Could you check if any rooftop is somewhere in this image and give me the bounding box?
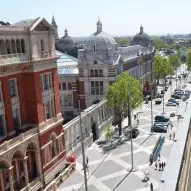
[56,51,79,76]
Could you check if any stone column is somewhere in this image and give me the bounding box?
[0,172,4,191]
[23,156,29,185]
[8,166,14,191]
[15,160,20,184]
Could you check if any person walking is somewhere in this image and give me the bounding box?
[86,156,89,165]
[173,132,176,140]
[155,162,157,170]
[137,118,139,125]
[163,161,166,168]
[161,162,164,171]
[159,162,161,171]
[150,182,153,191]
[169,133,172,140]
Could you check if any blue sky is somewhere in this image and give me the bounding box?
[1,0,191,37]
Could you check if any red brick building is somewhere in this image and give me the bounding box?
[0,18,65,191]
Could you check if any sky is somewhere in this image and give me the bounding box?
[1,0,191,37]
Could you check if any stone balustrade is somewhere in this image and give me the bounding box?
[64,100,113,156]
[0,127,38,154]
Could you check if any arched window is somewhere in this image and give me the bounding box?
[16,39,21,53]
[93,45,96,53]
[5,40,11,54]
[11,39,16,54]
[41,40,45,52]
[50,135,57,158]
[21,39,25,53]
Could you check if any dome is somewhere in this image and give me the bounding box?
[58,29,75,48]
[85,18,116,51]
[131,25,152,47]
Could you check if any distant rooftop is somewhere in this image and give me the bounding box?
[56,51,79,76]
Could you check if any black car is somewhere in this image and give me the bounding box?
[154,115,170,126]
[171,94,182,99]
[155,98,162,104]
[125,129,139,139]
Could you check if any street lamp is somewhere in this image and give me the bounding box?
[78,100,88,191]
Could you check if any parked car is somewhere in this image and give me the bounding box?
[125,128,139,139]
[174,89,184,96]
[166,101,177,106]
[168,98,179,105]
[164,86,168,91]
[154,115,170,126]
[171,94,182,99]
[153,123,168,133]
[182,95,187,101]
[155,98,162,104]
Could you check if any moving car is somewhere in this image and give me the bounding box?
[155,98,162,104]
[166,101,177,106]
[154,115,171,126]
[153,123,168,133]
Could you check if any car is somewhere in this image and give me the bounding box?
[154,115,171,126]
[166,101,177,106]
[171,94,182,99]
[155,98,162,104]
[152,123,168,133]
[182,95,187,101]
[168,98,179,105]
[124,128,139,139]
[174,89,184,95]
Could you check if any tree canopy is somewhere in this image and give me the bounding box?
[115,37,131,46]
[186,49,191,71]
[107,72,143,135]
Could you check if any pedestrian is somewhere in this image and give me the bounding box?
[134,114,137,120]
[150,182,153,191]
[149,154,153,165]
[155,162,157,170]
[85,163,89,175]
[159,162,161,171]
[169,133,172,140]
[161,162,164,171]
[137,118,139,125]
[163,161,166,168]
[173,132,176,140]
[86,156,89,165]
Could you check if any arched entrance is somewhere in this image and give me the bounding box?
[12,151,25,191]
[26,143,38,182]
[91,118,99,141]
[0,160,10,191]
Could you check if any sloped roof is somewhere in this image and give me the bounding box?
[12,18,39,27]
[56,51,79,76]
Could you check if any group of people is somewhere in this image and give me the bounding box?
[155,160,166,171]
[169,131,176,141]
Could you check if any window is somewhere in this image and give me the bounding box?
[0,114,5,137]
[63,94,73,106]
[99,70,103,77]
[44,99,55,120]
[50,135,57,158]
[91,81,104,95]
[9,79,17,97]
[90,69,103,77]
[95,70,98,77]
[94,60,97,64]
[93,45,96,53]
[41,73,52,91]
[41,40,45,52]
[12,108,20,132]
[62,82,66,90]
[68,82,72,90]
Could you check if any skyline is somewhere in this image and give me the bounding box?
[1,0,191,37]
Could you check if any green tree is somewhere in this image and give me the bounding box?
[186,49,191,71]
[152,38,165,50]
[153,56,163,84]
[169,54,181,69]
[106,72,143,135]
[115,37,131,46]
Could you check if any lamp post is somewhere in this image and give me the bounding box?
[78,100,88,191]
[150,57,154,133]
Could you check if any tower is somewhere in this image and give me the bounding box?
[51,16,59,44]
[140,25,144,34]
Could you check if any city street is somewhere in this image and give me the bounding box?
[59,73,190,191]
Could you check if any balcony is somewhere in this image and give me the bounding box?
[0,53,27,65]
[0,127,38,154]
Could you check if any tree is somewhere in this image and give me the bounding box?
[152,38,165,50]
[107,72,143,135]
[169,54,181,70]
[186,49,191,71]
[115,37,131,46]
[153,56,163,84]
[104,125,114,141]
